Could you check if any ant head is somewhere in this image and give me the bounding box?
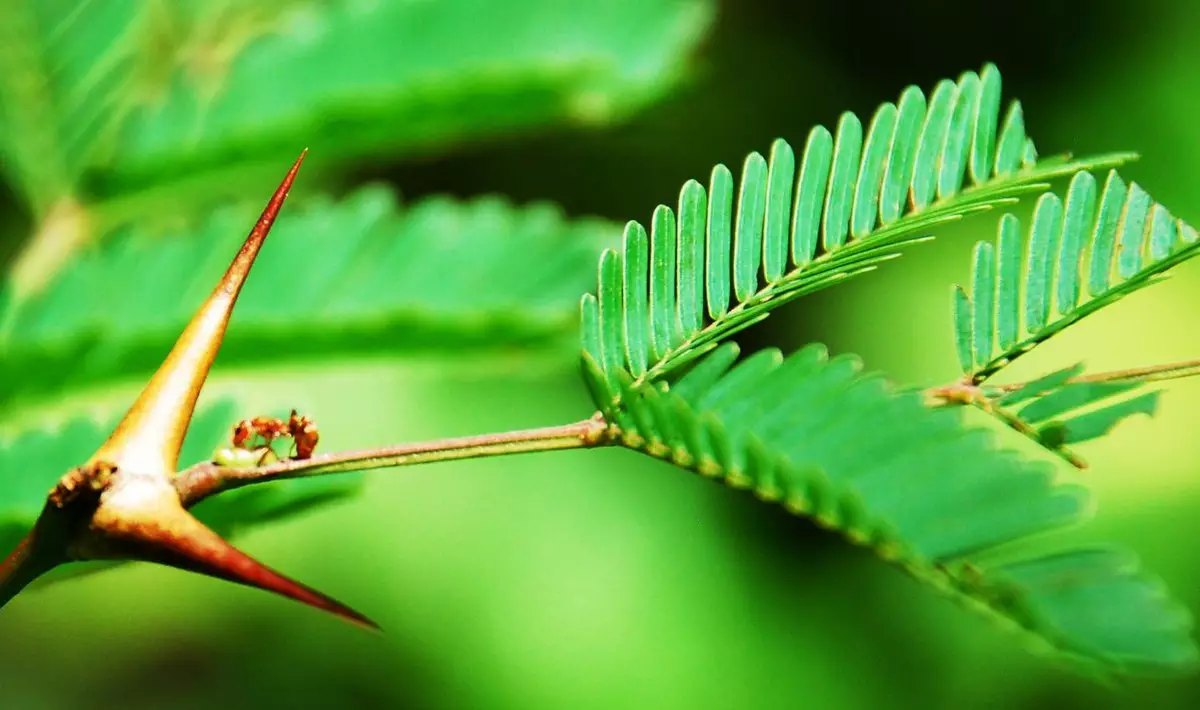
[232,420,254,447]
[289,410,313,430]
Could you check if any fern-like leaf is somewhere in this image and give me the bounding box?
[954,170,1200,381]
[581,64,1134,393]
[0,187,616,411]
[580,343,1197,674]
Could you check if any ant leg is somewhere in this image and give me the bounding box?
[254,433,278,466]
[255,447,272,466]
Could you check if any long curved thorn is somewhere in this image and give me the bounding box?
[92,151,308,476]
[96,504,378,630]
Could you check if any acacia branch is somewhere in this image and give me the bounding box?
[174,413,614,508]
[926,356,1200,407]
[175,357,1200,508]
[990,357,1200,393]
[923,377,1088,468]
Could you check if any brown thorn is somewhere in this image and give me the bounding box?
[92,493,377,630]
[0,153,369,625]
[92,151,307,476]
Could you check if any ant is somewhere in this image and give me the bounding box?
[232,415,290,452]
[215,409,320,468]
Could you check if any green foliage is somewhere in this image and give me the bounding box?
[0,0,711,217]
[1,3,1198,688]
[946,361,1164,468]
[953,170,1200,381]
[579,64,1133,392]
[0,187,617,412]
[0,400,358,557]
[581,343,1197,674]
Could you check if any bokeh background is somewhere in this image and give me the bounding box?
[1,0,1199,708]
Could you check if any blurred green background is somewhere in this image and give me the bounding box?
[2,0,1200,707]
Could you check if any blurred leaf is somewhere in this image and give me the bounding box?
[581,342,1198,675]
[1019,381,1142,425]
[580,63,1134,395]
[1052,391,1159,445]
[954,170,1200,382]
[0,0,711,295]
[0,0,713,212]
[0,186,618,412]
[997,363,1086,407]
[0,399,358,557]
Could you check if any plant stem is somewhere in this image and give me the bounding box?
[923,377,1087,469]
[925,356,1200,407]
[174,413,613,507]
[990,357,1200,392]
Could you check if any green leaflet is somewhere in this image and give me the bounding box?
[581,63,1135,390]
[589,342,1196,674]
[1019,381,1141,424]
[879,87,925,224]
[910,80,954,210]
[1056,172,1099,314]
[763,140,796,282]
[1025,193,1064,333]
[953,286,973,374]
[824,113,864,251]
[937,71,978,200]
[0,400,360,560]
[971,242,996,366]
[852,103,897,239]
[0,188,618,413]
[734,153,769,302]
[995,215,1022,350]
[969,65,1003,185]
[598,249,625,377]
[792,127,834,264]
[1055,392,1158,444]
[953,170,1200,382]
[961,362,1164,464]
[993,103,1026,177]
[0,0,712,217]
[651,206,680,362]
[677,181,708,334]
[622,222,651,376]
[706,165,734,319]
[997,363,1085,407]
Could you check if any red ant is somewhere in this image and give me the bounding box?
[226,409,320,465]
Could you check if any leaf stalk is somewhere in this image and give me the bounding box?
[174,413,614,507]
